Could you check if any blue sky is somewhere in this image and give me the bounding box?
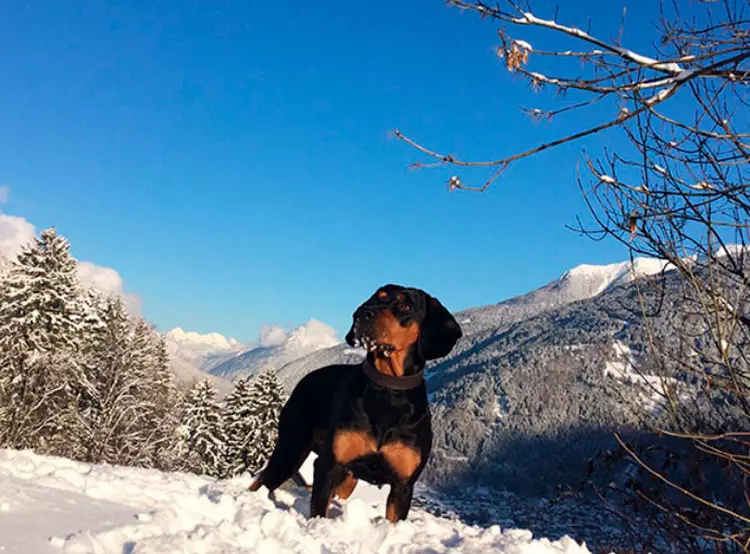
[0,1,672,342]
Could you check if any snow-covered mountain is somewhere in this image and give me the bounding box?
[168,355,235,396]
[555,257,670,299]
[143,257,673,396]
[164,328,248,395]
[457,256,670,336]
[165,327,248,372]
[209,319,341,382]
[272,256,672,393]
[276,344,365,391]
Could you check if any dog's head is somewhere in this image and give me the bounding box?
[345,284,462,371]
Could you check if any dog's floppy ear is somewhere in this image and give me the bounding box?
[419,294,462,360]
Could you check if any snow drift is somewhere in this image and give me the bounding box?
[0,448,594,554]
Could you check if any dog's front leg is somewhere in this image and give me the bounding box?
[310,452,345,518]
[386,482,414,522]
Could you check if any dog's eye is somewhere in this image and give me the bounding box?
[399,303,412,313]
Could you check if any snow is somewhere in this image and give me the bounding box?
[645,85,677,106]
[283,319,340,351]
[562,257,670,298]
[603,341,637,381]
[715,243,748,259]
[165,328,247,378]
[492,392,510,421]
[0,449,594,554]
[164,328,248,394]
[513,10,685,75]
[603,341,672,413]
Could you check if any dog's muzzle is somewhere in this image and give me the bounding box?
[351,304,396,357]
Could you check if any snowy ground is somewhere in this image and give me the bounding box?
[0,449,595,553]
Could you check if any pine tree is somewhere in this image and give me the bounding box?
[0,228,84,352]
[244,367,285,475]
[182,379,227,477]
[79,299,181,468]
[125,317,165,466]
[0,227,87,451]
[78,295,144,463]
[141,332,180,469]
[223,376,261,477]
[0,228,182,468]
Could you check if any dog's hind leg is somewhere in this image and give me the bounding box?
[252,441,313,492]
[249,401,319,492]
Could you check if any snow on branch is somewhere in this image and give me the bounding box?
[395,0,749,192]
[508,10,686,74]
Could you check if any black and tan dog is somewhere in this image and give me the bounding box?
[248,284,462,522]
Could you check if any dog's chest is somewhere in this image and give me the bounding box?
[334,387,428,485]
[333,430,423,486]
[346,452,398,486]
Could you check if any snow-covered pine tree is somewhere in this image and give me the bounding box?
[140,332,180,469]
[124,317,167,466]
[182,379,227,477]
[87,310,178,468]
[0,228,180,467]
[222,376,261,478]
[0,228,88,452]
[243,367,285,475]
[77,294,140,464]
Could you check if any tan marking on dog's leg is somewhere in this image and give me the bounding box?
[334,473,358,500]
[248,474,263,491]
[380,441,422,481]
[386,488,403,523]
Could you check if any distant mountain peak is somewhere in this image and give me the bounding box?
[207,319,341,382]
[560,257,670,298]
[164,328,248,394]
[456,255,673,338]
[284,319,340,350]
[563,257,669,283]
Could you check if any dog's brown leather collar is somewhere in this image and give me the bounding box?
[361,359,425,391]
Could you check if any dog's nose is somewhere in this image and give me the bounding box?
[360,308,376,321]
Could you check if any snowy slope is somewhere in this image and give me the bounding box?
[557,257,669,299]
[457,256,670,337]
[168,355,235,397]
[275,344,365,391]
[0,449,593,554]
[209,319,341,382]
